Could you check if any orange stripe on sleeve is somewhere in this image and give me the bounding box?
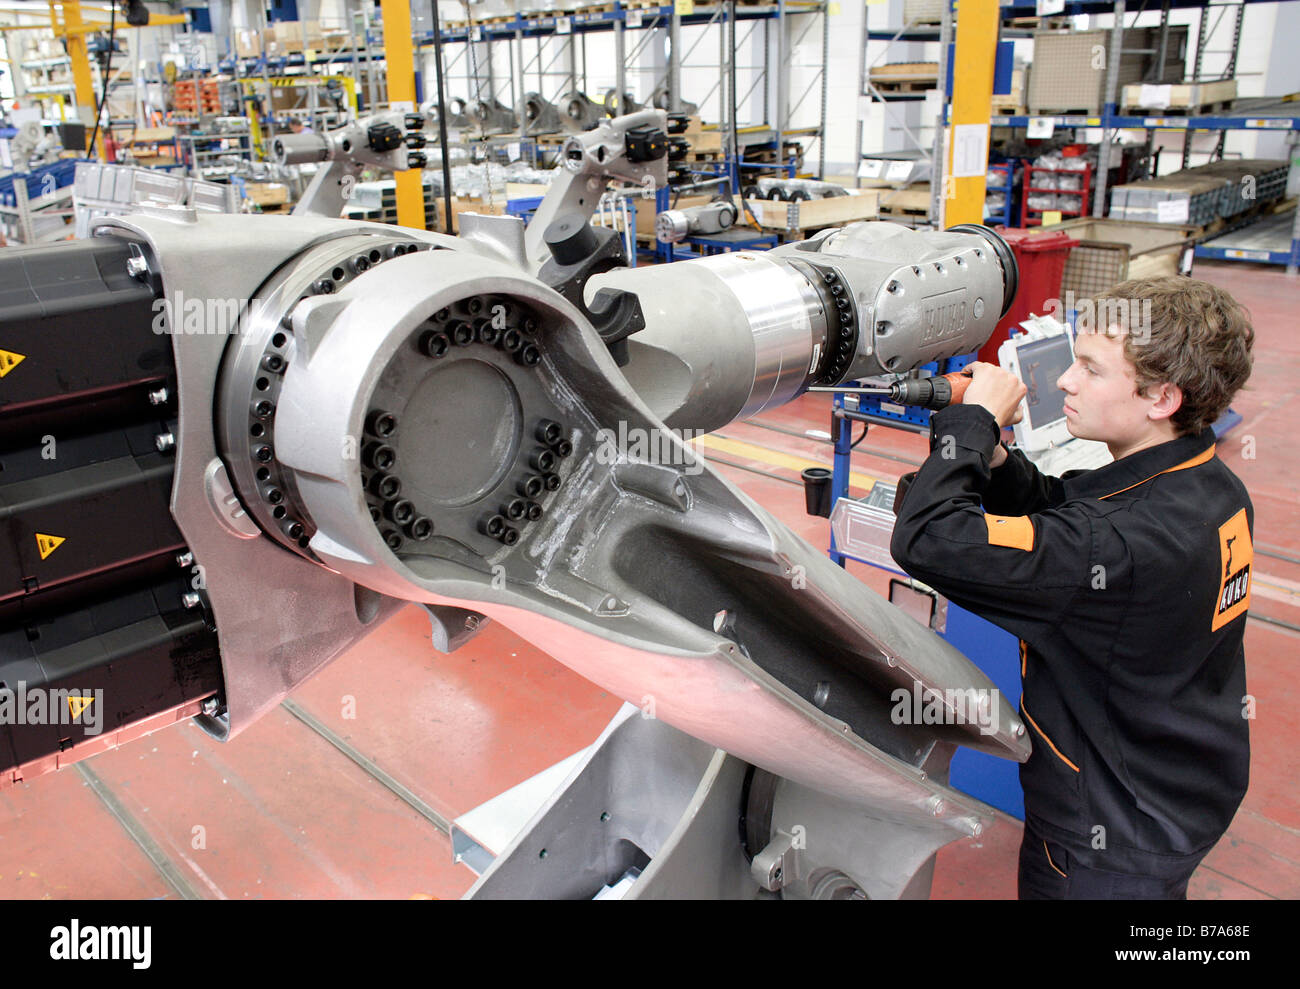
[984,513,1035,552]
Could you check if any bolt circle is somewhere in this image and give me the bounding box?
[369,473,401,499]
[366,410,397,437]
[363,442,397,471]
[419,330,451,358]
[385,499,415,524]
[475,318,501,346]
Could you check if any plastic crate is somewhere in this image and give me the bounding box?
[0,158,83,207]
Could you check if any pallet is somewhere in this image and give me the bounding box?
[992,103,1026,116]
[869,62,939,92]
[1002,16,1072,29]
[1027,107,1098,117]
[1187,216,1228,242]
[877,185,932,213]
[879,204,930,219]
[1120,100,1233,117]
[872,78,938,94]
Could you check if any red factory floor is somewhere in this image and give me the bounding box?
[1,260,1296,900]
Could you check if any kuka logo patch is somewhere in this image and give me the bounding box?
[1212,508,1252,631]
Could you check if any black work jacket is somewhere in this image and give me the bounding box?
[891,404,1251,874]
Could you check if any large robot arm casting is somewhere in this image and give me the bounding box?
[0,203,1025,898]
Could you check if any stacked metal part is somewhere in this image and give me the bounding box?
[561,91,606,131]
[519,92,564,136]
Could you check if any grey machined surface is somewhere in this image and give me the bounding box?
[90,209,1028,857]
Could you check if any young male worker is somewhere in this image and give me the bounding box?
[890,277,1255,899]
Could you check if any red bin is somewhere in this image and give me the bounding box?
[976,227,1077,366]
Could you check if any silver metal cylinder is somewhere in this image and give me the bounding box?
[591,252,828,432]
[596,222,1017,431]
[655,210,692,244]
[272,131,330,166]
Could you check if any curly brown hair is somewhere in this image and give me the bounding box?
[1090,276,1254,435]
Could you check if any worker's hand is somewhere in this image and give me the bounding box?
[962,362,1026,429]
[990,443,1009,469]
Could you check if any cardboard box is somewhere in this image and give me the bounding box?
[235,29,263,58]
[244,182,289,207]
[993,67,1025,107]
[1121,78,1237,112]
[1028,27,1186,114]
[450,198,508,223]
[689,130,723,154]
[269,21,325,53]
[743,189,880,231]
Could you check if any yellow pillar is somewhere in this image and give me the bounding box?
[944,0,998,227]
[58,1,105,158]
[380,0,425,230]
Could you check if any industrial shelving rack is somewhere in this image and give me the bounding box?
[425,2,830,180]
[1019,159,1093,225]
[989,0,1300,272]
[985,159,1015,225]
[854,0,955,226]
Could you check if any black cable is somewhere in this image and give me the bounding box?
[86,0,117,158]
[849,422,868,449]
[429,1,455,234]
[728,0,759,230]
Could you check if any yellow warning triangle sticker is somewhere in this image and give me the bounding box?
[0,349,25,378]
[35,533,65,560]
[67,696,95,719]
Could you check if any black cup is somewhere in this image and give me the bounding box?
[801,467,833,518]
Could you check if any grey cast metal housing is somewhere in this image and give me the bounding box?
[93,208,1027,858]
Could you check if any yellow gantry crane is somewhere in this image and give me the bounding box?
[1,2,188,158]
